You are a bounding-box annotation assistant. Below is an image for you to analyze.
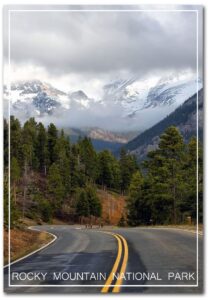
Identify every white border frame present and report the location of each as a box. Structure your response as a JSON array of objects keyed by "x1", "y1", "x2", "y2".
[{"x1": 7, "y1": 8, "x2": 200, "y2": 289}]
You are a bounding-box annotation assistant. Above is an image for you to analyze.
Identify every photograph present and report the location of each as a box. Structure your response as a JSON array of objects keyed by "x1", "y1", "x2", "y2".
[{"x1": 3, "y1": 5, "x2": 203, "y2": 294}]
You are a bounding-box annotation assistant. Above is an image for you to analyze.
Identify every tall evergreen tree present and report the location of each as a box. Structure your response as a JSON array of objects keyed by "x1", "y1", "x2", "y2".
[
  {"x1": 21, "y1": 118, "x2": 39, "y2": 217},
  {"x1": 70, "y1": 144, "x2": 86, "y2": 191},
  {"x1": 159, "y1": 126, "x2": 185, "y2": 223},
  {"x1": 180, "y1": 137, "x2": 203, "y2": 222},
  {"x1": 47, "y1": 163, "x2": 65, "y2": 210},
  {"x1": 144, "y1": 126, "x2": 185, "y2": 224},
  {"x1": 76, "y1": 189, "x2": 90, "y2": 218},
  {"x1": 36, "y1": 122, "x2": 49, "y2": 174},
  {"x1": 4, "y1": 119, "x2": 8, "y2": 168},
  {"x1": 126, "y1": 170, "x2": 151, "y2": 226},
  {"x1": 10, "y1": 116, "x2": 22, "y2": 162},
  {"x1": 22, "y1": 118, "x2": 39, "y2": 169},
  {"x1": 78, "y1": 137, "x2": 98, "y2": 182},
  {"x1": 97, "y1": 150, "x2": 113, "y2": 189},
  {"x1": 47, "y1": 123, "x2": 58, "y2": 164},
  {"x1": 55, "y1": 131, "x2": 71, "y2": 196},
  {"x1": 4, "y1": 172, "x2": 20, "y2": 228},
  {"x1": 111, "y1": 159, "x2": 121, "y2": 191},
  {"x1": 11, "y1": 157, "x2": 21, "y2": 204},
  {"x1": 86, "y1": 184, "x2": 102, "y2": 217},
  {"x1": 120, "y1": 148, "x2": 138, "y2": 194}
]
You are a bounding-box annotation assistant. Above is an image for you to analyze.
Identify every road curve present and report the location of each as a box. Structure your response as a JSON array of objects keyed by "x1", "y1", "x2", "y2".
[{"x1": 4, "y1": 225, "x2": 203, "y2": 294}]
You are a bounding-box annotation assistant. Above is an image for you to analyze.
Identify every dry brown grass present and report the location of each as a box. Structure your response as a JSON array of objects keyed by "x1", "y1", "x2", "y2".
[
  {"x1": 20, "y1": 217, "x2": 39, "y2": 227},
  {"x1": 4, "y1": 227, "x2": 53, "y2": 265}
]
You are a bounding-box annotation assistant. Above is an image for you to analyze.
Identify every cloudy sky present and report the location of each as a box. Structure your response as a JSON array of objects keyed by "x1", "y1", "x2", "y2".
[{"x1": 4, "y1": 5, "x2": 202, "y2": 98}]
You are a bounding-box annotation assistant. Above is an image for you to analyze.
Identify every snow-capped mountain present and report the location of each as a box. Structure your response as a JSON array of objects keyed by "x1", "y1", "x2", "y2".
[
  {"x1": 6, "y1": 80, "x2": 69, "y2": 118},
  {"x1": 4, "y1": 72, "x2": 202, "y2": 132},
  {"x1": 103, "y1": 73, "x2": 202, "y2": 118},
  {"x1": 5, "y1": 80, "x2": 93, "y2": 118}
]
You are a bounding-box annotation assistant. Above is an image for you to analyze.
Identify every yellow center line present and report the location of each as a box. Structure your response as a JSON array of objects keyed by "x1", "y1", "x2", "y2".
[
  {"x1": 101, "y1": 233, "x2": 122, "y2": 293},
  {"x1": 112, "y1": 233, "x2": 129, "y2": 293},
  {"x1": 99, "y1": 231, "x2": 129, "y2": 293}
]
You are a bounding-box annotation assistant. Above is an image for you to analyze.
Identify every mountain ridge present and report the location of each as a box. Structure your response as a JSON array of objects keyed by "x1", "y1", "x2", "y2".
[
  {"x1": 4, "y1": 72, "x2": 202, "y2": 132},
  {"x1": 123, "y1": 89, "x2": 203, "y2": 160}
]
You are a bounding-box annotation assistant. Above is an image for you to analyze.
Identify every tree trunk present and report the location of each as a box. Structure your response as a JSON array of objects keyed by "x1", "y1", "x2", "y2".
[{"x1": 44, "y1": 165, "x2": 47, "y2": 176}]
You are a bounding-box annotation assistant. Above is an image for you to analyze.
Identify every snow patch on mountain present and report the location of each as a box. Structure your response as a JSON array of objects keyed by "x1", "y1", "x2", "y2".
[{"x1": 103, "y1": 72, "x2": 202, "y2": 118}]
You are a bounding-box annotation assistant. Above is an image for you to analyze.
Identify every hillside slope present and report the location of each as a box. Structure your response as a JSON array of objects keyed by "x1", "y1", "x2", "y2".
[{"x1": 124, "y1": 89, "x2": 203, "y2": 160}]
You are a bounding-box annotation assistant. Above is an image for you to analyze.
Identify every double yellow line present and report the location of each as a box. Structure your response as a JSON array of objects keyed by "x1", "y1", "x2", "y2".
[{"x1": 101, "y1": 232, "x2": 128, "y2": 293}]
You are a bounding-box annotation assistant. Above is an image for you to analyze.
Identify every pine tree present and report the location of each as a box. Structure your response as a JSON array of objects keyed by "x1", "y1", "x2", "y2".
[
  {"x1": 159, "y1": 126, "x2": 185, "y2": 223},
  {"x1": 129, "y1": 170, "x2": 143, "y2": 198},
  {"x1": 180, "y1": 137, "x2": 203, "y2": 223},
  {"x1": 39, "y1": 199, "x2": 52, "y2": 223},
  {"x1": 76, "y1": 189, "x2": 90, "y2": 218},
  {"x1": 4, "y1": 173, "x2": 20, "y2": 228},
  {"x1": 111, "y1": 159, "x2": 121, "y2": 191},
  {"x1": 10, "y1": 116, "x2": 22, "y2": 162},
  {"x1": 86, "y1": 184, "x2": 102, "y2": 217},
  {"x1": 144, "y1": 126, "x2": 185, "y2": 224},
  {"x1": 20, "y1": 119, "x2": 39, "y2": 217},
  {"x1": 11, "y1": 157, "x2": 20, "y2": 204},
  {"x1": 36, "y1": 122, "x2": 49, "y2": 175},
  {"x1": 4, "y1": 119, "x2": 8, "y2": 168},
  {"x1": 4, "y1": 173, "x2": 9, "y2": 227},
  {"x1": 198, "y1": 140, "x2": 203, "y2": 223},
  {"x1": 78, "y1": 137, "x2": 98, "y2": 182},
  {"x1": 22, "y1": 118, "x2": 39, "y2": 169},
  {"x1": 47, "y1": 123, "x2": 58, "y2": 164},
  {"x1": 47, "y1": 163, "x2": 65, "y2": 210},
  {"x1": 126, "y1": 170, "x2": 151, "y2": 226},
  {"x1": 54, "y1": 131, "x2": 71, "y2": 196},
  {"x1": 120, "y1": 148, "x2": 138, "y2": 194},
  {"x1": 70, "y1": 144, "x2": 86, "y2": 191},
  {"x1": 97, "y1": 150, "x2": 113, "y2": 189}
]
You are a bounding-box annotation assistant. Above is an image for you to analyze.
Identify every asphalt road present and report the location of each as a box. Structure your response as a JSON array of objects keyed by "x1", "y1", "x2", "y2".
[{"x1": 4, "y1": 225, "x2": 203, "y2": 294}]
